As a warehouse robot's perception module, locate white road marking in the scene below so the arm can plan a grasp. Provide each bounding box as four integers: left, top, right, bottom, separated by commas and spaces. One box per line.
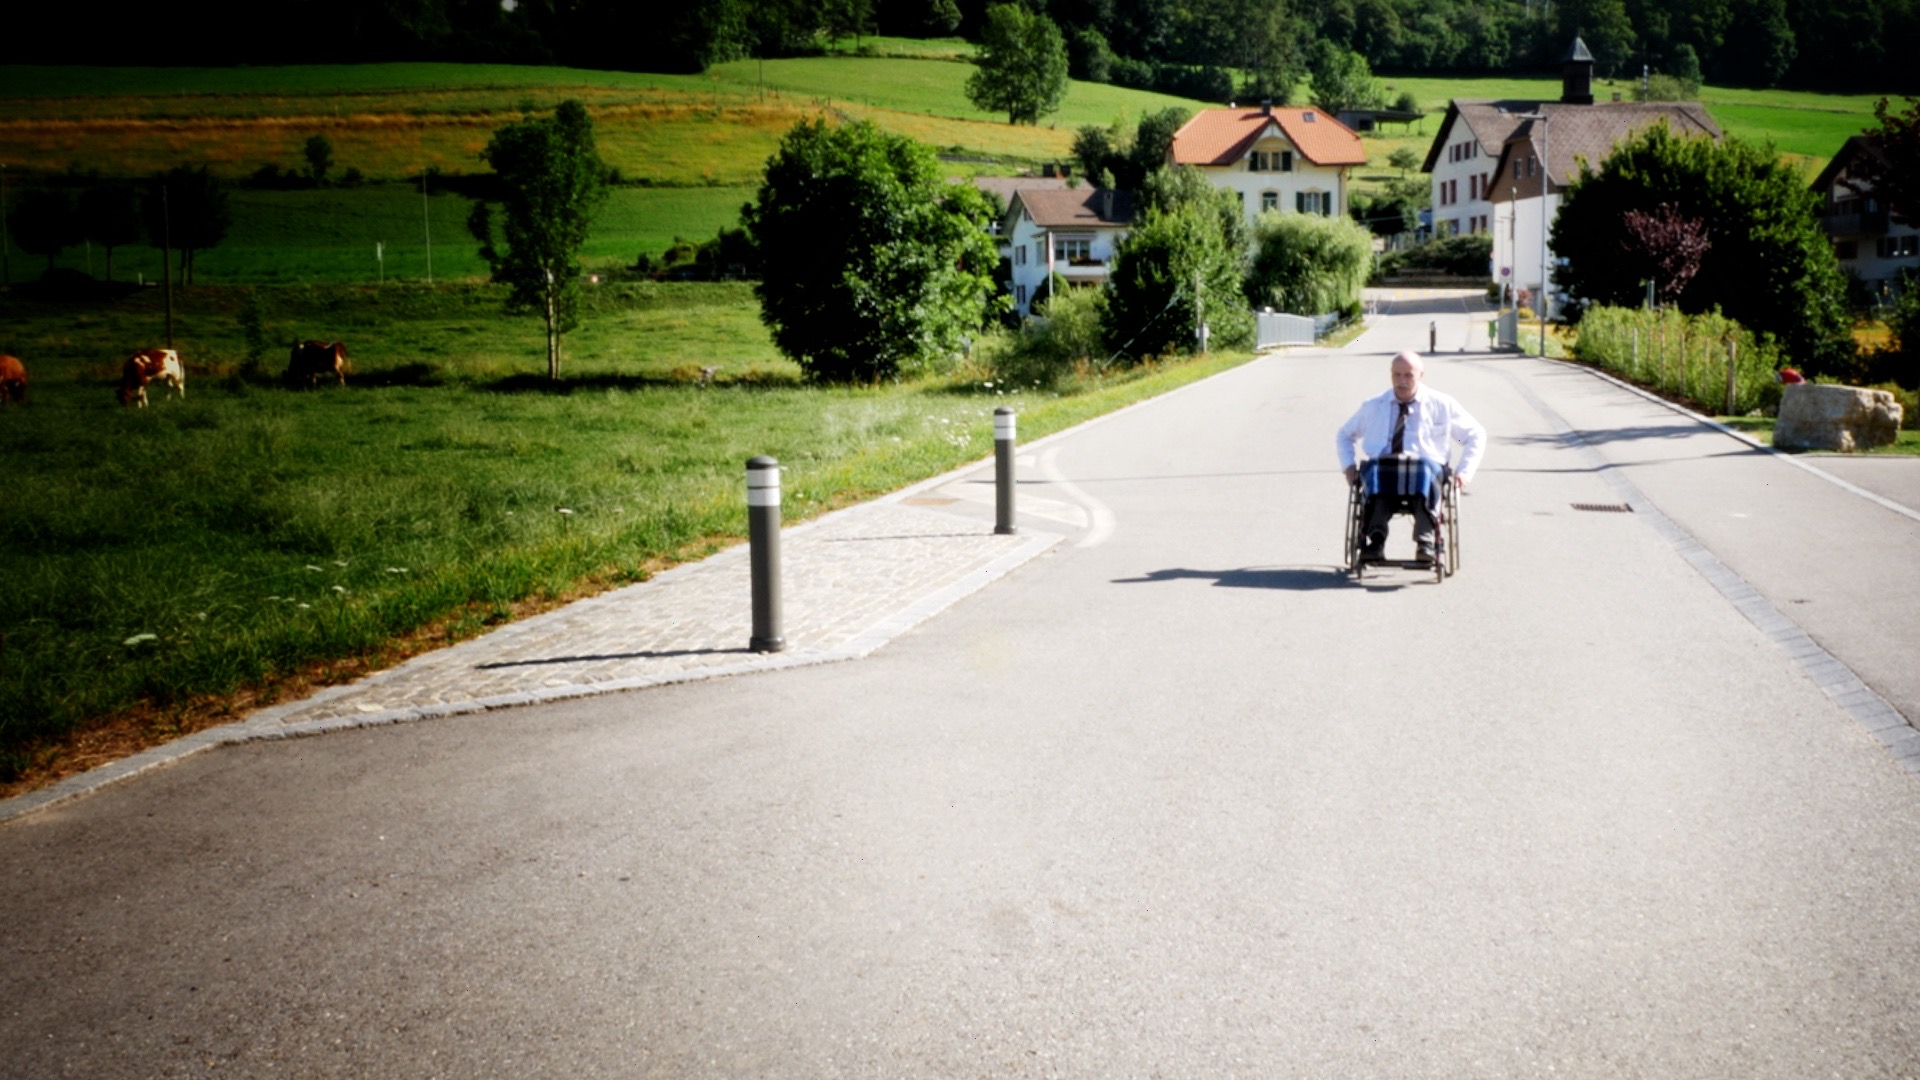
1039, 445, 1116, 548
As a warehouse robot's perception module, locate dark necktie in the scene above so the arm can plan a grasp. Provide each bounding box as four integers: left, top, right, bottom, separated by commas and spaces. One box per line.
1391, 400, 1410, 455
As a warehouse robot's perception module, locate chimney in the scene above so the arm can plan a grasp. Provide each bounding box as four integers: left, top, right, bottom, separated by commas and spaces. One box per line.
1262, 99, 1273, 116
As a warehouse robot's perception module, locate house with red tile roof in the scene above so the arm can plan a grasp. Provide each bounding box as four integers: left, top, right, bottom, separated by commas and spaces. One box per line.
1000, 186, 1135, 316
1167, 104, 1367, 225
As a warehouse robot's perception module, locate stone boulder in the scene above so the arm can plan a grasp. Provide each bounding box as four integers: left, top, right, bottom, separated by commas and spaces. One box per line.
1774, 383, 1903, 452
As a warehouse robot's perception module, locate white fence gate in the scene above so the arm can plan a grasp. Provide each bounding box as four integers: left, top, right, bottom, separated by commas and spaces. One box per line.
1257, 311, 1331, 349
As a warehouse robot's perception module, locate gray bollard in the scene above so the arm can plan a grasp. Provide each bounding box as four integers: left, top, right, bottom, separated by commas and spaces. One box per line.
994, 407, 1017, 535
747, 456, 785, 653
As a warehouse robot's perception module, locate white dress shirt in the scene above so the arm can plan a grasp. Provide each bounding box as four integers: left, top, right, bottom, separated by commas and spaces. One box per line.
1336, 385, 1487, 482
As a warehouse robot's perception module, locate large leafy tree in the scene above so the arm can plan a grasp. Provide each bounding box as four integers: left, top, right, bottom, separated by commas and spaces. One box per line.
467, 100, 609, 382
966, 4, 1071, 125
1551, 122, 1851, 373
1105, 167, 1252, 361
78, 181, 143, 282
1307, 42, 1385, 114
8, 188, 82, 276
142, 164, 230, 285
744, 118, 1002, 383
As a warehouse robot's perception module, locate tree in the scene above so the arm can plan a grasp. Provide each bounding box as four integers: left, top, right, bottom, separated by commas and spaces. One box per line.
1388, 146, 1421, 175
966, 4, 1070, 125
1307, 43, 1385, 115
304, 134, 334, 187
1105, 166, 1252, 361
466, 100, 610, 381
1619, 202, 1710, 303
820, 0, 873, 48
143, 164, 230, 285
1246, 210, 1374, 316
744, 118, 1002, 383
1550, 122, 1852, 373
1556, 0, 1637, 76
78, 181, 143, 281
8, 188, 82, 276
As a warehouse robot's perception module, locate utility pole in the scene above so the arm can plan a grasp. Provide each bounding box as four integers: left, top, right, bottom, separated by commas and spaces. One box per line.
162, 185, 175, 350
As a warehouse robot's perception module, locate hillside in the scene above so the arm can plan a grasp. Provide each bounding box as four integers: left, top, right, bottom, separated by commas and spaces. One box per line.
0, 54, 1890, 287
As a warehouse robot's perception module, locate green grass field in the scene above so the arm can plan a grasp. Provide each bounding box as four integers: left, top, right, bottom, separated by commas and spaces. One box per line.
0, 276, 1253, 787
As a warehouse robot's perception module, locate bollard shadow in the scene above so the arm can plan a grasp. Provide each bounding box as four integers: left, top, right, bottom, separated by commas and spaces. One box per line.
474, 647, 751, 669
1113, 565, 1354, 591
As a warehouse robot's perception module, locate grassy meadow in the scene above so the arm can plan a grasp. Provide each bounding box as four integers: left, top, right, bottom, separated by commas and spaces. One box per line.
0, 276, 1254, 790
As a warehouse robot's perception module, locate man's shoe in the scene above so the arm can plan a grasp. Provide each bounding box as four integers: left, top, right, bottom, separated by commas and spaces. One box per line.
1414, 541, 1436, 565
1360, 532, 1386, 561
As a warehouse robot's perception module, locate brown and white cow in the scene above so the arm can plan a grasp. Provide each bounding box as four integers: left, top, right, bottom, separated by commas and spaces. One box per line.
0, 355, 25, 404
287, 340, 349, 389
118, 347, 185, 407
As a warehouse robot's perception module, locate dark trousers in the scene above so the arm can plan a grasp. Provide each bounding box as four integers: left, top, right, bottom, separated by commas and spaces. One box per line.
1364, 494, 1436, 546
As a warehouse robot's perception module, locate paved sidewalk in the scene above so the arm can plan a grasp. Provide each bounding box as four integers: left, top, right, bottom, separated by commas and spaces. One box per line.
3, 470, 1063, 823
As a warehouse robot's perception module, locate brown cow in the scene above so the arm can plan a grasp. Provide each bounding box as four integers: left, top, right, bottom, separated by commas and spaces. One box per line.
287, 340, 349, 389
0, 355, 25, 404
118, 347, 185, 407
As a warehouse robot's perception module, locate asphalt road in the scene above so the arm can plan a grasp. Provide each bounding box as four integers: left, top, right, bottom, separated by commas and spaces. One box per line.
8, 293, 1920, 1078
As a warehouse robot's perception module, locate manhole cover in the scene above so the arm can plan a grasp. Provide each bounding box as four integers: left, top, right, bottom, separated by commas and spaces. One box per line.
1571, 502, 1633, 513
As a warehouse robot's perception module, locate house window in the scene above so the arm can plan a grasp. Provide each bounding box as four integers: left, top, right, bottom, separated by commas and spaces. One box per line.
1281, 150, 1293, 171
1248, 150, 1294, 172
1015, 284, 1027, 306
1053, 237, 1092, 262
1261, 191, 1280, 212
1297, 191, 1330, 215
1035, 240, 1046, 263
1015, 246, 1026, 266
1836, 240, 1859, 260
1877, 235, 1920, 258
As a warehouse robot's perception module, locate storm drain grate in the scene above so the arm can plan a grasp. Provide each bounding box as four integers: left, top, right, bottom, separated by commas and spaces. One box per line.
1572, 502, 1634, 513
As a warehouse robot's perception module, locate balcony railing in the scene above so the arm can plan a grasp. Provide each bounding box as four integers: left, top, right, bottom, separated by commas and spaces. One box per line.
1821, 208, 1889, 235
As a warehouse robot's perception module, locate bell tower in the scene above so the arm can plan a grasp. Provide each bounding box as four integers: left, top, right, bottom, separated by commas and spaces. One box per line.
1561, 36, 1595, 105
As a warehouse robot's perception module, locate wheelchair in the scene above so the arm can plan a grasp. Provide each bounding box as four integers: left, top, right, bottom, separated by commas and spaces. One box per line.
1344, 455, 1460, 582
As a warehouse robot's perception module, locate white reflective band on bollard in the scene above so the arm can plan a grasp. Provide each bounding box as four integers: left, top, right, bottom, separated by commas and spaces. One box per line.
995, 411, 1016, 441
747, 470, 781, 507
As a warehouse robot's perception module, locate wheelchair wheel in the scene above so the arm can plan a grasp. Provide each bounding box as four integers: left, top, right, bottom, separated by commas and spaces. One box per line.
1440, 479, 1460, 579
1345, 480, 1366, 578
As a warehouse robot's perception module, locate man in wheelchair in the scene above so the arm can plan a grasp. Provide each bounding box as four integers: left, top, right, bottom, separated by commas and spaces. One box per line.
1336, 350, 1487, 564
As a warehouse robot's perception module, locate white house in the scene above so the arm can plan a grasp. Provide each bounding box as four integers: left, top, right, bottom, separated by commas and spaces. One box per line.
1167, 104, 1366, 226
1422, 99, 1531, 242
1811, 135, 1920, 300
1433, 37, 1722, 312
1486, 99, 1720, 315
1001, 187, 1134, 317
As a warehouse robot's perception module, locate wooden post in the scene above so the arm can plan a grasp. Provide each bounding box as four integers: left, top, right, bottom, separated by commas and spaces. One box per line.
1725, 339, 1739, 416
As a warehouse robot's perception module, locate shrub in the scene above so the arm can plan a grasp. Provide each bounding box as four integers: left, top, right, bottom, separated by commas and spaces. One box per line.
1376, 234, 1493, 279
1572, 305, 1785, 414
1109, 56, 1155, 90
1246, 211, 1374, 316
985, 287, 1108, 388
